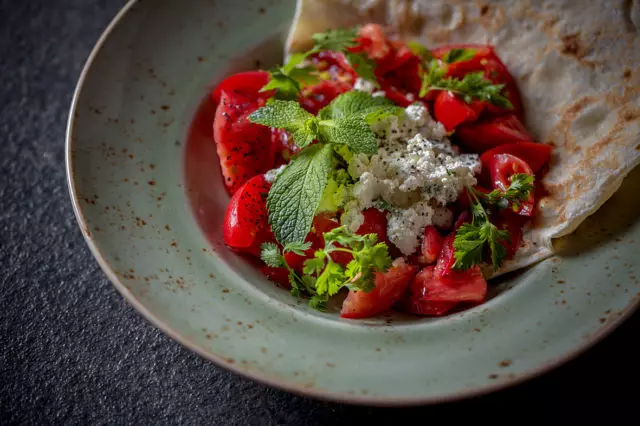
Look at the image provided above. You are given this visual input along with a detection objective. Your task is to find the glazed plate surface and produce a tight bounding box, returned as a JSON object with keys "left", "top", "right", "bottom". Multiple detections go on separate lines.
{"left": 67, "top": 0, "right": 640, "bottom": 404}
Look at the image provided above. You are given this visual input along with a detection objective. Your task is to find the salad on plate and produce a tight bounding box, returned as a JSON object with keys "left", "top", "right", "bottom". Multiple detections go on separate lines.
{"left": 213, "top": 24, "right": 552, "bottom": 318}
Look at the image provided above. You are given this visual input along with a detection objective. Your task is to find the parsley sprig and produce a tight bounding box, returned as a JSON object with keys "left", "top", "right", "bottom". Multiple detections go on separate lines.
{"left": 261, "top": 227, "right": 392, "bottom": 310}
{"left": 410, "top": 42, "right": 512, "bottom": 109}
{"left": 453, "top": 174, "right": 535, "bottom": 271}
{"left": 262, "top": 27, "right": 377, "bottom": 100}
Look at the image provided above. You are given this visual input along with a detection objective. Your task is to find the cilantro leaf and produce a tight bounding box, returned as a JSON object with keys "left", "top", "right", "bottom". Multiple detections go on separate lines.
{"left": 319, "top": 116, "right": 377, "bottom": 154}
{"left": 420, "top": 61, "right": 513, "bottom": 109}
{"left": 315, "top": 261, "right": 345, "bottom": 296}
{"left": 260, "top": 242, "right": 285, "bottom": 267}
{"left": 345, "top": 52, "right": 379, "bottom": 85}
{"left": 303, "top": 250, "right": 326, "bottom": 275}
{"left": 453, "top": 221, "right": 509, "bottom": 271}
{"left": 442, "top": 48, "right": 476, "bottom": 64}
{"left": 485, "top": 173, "right": 535, "bottom": 208}
{"left": 309, "top": 293, "right": 328, "bottom": 310}
{"left": 311, "top": 27, "right": 359, "bottom": 51}
{"left": 283, "top": 241, "right": 312, "bottom": 256}
{"left": 249, "top": 100, "right": 317, "bottom": 148}
{"left": 407, "top": 41, "right": 433, "bottom": 62}
{"left": 266, "top": 144, "right": 334, "bottom": 244}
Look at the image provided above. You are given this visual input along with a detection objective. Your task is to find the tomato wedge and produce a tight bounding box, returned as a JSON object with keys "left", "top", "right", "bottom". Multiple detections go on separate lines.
{"left": 299, "top": 79, "right": 352, "bottom": 114}
{"left": 223, "top": 174, "right": 274, "bottom": 257}
{"left": 431, "top": 44, "right": 524, "bottom": 119}
{"left": 434, "top": 91, "right": 484, "bottom": 131}
{"left": 416, "top": 265, "right": 487, "bottom": 303}
{"left": 420, "top": 226, "right": 444, "bottom": 265}
{"left": 261, "top": 266, "right": 291, "bottom": 289}
{"left": 434, "top": 233, "right": 456, "bottom": 278}
{"left": 488, "top": 153, "right": 535, "bottom": 216}
{"left": 213, "top": 90, "right": 275, "bottom": 195}
{"left": 340, "top": 263, "right": 417, "bottom": 319}
{"left": 211, "top": 71, "right": 270, "bottom": 105}
{"left": 454, "top": 114, "right": 532, "bottom": 153}
{"left": 480, "top": 142, "right": 552, "bottom": 174}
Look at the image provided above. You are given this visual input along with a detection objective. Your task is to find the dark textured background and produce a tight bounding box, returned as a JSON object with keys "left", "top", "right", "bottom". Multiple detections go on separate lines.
{"left": 1, "top": 0, "right": 639, "bottom": 423}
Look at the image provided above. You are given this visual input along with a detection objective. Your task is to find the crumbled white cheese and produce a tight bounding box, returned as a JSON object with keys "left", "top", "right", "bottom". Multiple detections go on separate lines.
{"left": 341, "top": 200, "right": 365, "bottom": 233}
{"left": 432, "top": 206, "right": 454, "bottom": 229}
{"left": 353, "top": 78, "right": 376, "bottom": 93}
{"left": 387, "top": 200, "right": 434, "bottom": 255}
{"left": 264, "top": 165, "right": 286, "bottom": 183}
{"left": 344, "top": 103, "right": 481, "bottom": 255}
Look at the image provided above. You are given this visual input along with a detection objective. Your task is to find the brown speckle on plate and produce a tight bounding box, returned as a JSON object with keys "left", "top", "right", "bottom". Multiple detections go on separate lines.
{"left": 499, "top": 359, "right": 512, "bottom": 368}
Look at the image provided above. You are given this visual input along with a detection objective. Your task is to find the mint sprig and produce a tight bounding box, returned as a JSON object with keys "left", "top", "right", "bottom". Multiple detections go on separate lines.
{"left": 266, "top": 144, "right": 334, "bottom": 244}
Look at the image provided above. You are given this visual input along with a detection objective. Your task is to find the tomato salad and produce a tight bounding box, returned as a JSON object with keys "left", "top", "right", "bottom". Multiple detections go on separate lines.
{"left": 213, "top": 24, "right": 551, "bottom": 319}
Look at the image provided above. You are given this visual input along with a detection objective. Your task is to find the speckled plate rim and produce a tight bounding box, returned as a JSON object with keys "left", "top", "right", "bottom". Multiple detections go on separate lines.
{"left": 65, "top": 0, "right": 640, "bottom": 406}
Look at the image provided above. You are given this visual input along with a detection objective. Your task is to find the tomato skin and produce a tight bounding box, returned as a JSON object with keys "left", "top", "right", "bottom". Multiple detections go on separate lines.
{"left": 340, "top": 263, "right": 417, "bottom": 319}
{"left": 299, "top": 79, "right": 352, "bottom": 114}
{"left": 488, "top": 153, "right": 535, "bottom": 216}
{"left": 434, "top": 233, "right": 456, "bottom": 278}
{"left": 432, "top": 45, "right": 524, "bottom": 119}
{"left": 494, "top": 211, "right": 525, "bottom": 259}
{"left": 213, "top": 90, "right": 275, "bottom": 195}
{"left": 434, "top": 91, "right": 484, "bottom": 131}
{"left": 480, "top": 142, "right": 552, "bottom": 174}
{"left": 455, "top": 114, "right": 532, "bottom": 153}
{"left": 223, "top": 174, "right": 273, "bottom": 257}
{"left": 416, "top": 265, "right": 487, "bottom": 303}
{"left": 211, "top": 71, "right": 271, "bottom": 105}
{"left": 261, "top": 266, "right": 291, "bottom": 289}
{"left": 420, "top": 226, "right": 444, "bottom": 265}
{"left": 357, "top": 208, "right": 388, "bottom": 242}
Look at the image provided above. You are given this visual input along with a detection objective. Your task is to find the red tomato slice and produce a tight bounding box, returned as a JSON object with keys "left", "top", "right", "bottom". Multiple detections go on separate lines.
{"left": 310, "top": 51, "right": 356, "bottom": 80}
{"left": 434, "top": 91, "right": 484, "bottom": 131}
{"left": 434, "top": 233, "right": 456, "bottom": 278}
{"left": 431, "top": 45, "right": 524, "bottom": 119}
{"left": 420, "top": 226, "right": 444, "bottom": 265}
{"left": 299, "top": 79, "right": 352, "bottom": 114}
{"left": 223, "top": 174, "right": 273, "bottom": 257}
{"left": 261, "top": 266, "right": 291, "bottom": 289}
{"left": 353, "top": 23, "right": 391, "bottom": 60}
{"left": 488, "top": 153, "right": 535, "bottom": 216}
{"left": 494, "top": 211, "right": 525, "bottom": 259}
{"left": 480, "top": 142, "right": 552, "bottom": 174}
{"left": 357, "top": 208, "right": 388, "bottom": 242}
{"left": 340, "top": 263, "right": 417, "bottom": 319}
{"left": 284, "top": 232, "right": 323, "bottom": 273}
{"left": 416, "top": 265, "right": 487, "bottom": 304}
{"left": 454, "top": 114, "right": 532, "bottom": 153}
{"left": 211, "top": 71, "right": 271, "bottom": 105}
{"left": 213, "top": 90, "right": 275, "bottom": 195}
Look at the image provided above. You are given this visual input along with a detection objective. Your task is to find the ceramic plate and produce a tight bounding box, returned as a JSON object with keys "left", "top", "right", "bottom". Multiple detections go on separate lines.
{"left": 66, "top": 0, "right": 640, "bottom": 405}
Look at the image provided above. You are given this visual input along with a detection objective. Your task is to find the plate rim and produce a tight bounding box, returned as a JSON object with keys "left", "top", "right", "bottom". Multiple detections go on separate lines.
{"left": 65, "top": 0, "right": 640, "bottom": 406}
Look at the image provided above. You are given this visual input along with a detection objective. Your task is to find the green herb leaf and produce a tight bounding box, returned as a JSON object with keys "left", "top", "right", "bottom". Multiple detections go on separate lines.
{"left": 420, "top": 61, "right": 513, "bottom": 109}
{"left": 260, "top": 242, "right": 285, "bottom": 268}
{"left": 318, "top": 90, "right": 393, "bottom": 120}
{"left": 249, "top": 100, "right": 317, "bottom": 148}
{"left": 407, "top": 41, "right": 433, "bottom": 62}
{"left": 311, "top": 27, "right": 359, "bottom": 52}
{"left": 283, "top": 241, "right": 312, "bottom": 256}
{"left": 266, "top": 144, "right": 334, "bottom": 244}
{"left": 319, "top": 116, "right": 377, "bottom": 154}
{"left": 345, "top": 52, "right": 379, "bottom": 85}
{"left": 485, "top": 173, "right": 535, "bottom": 208}
{"left": 453, "top": 221, "right": 509, "bottom": 271}
{"left": 315, "top": 261, "right": 345, "bottom": 296}
{"left": 442, "top": 48, "right": 476, "bottom": 64}
{"left": 309, "top": 293, "right": 328, "bottom": 310}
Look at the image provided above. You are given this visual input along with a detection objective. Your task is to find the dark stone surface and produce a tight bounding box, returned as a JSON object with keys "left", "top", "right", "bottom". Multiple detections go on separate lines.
{"left": 0, "top": 0, "right": 638, "bottom": 423}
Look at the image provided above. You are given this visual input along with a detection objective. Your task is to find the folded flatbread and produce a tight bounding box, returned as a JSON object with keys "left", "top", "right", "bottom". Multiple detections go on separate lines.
{"left": 285, "top": 0, "right": 640, "bottom": 277}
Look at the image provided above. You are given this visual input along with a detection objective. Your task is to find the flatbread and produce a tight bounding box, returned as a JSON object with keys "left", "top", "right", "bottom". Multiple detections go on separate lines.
{"left": 285, "top": 0, "right": 640, "bottom": 277}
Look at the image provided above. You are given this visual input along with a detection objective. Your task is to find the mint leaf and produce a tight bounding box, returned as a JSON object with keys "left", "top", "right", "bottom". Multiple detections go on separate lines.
{"left": 442, "top": 48, "right": 476, "bottom": 64}
{"left": 319, "top": 116, "right": 377, "bottom": 154}
{"left": 249, "top": 100, "right": 317, "bottom": 148}
{"left": 261, "top": 68, "right": 302, "bottom": 100}
{"left": 318, "top": 91, "right": 393, "bottom": 120}
{"left": 311, "top": 28, "right": 359, "bottom": 51}
{"left": 267, "top": 144, "right": 334, "bottom": 244}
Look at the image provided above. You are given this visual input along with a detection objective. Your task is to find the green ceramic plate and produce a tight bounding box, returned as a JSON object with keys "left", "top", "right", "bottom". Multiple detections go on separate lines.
{"left": 66, "top": 0, "right": 640, "bottom": 405}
